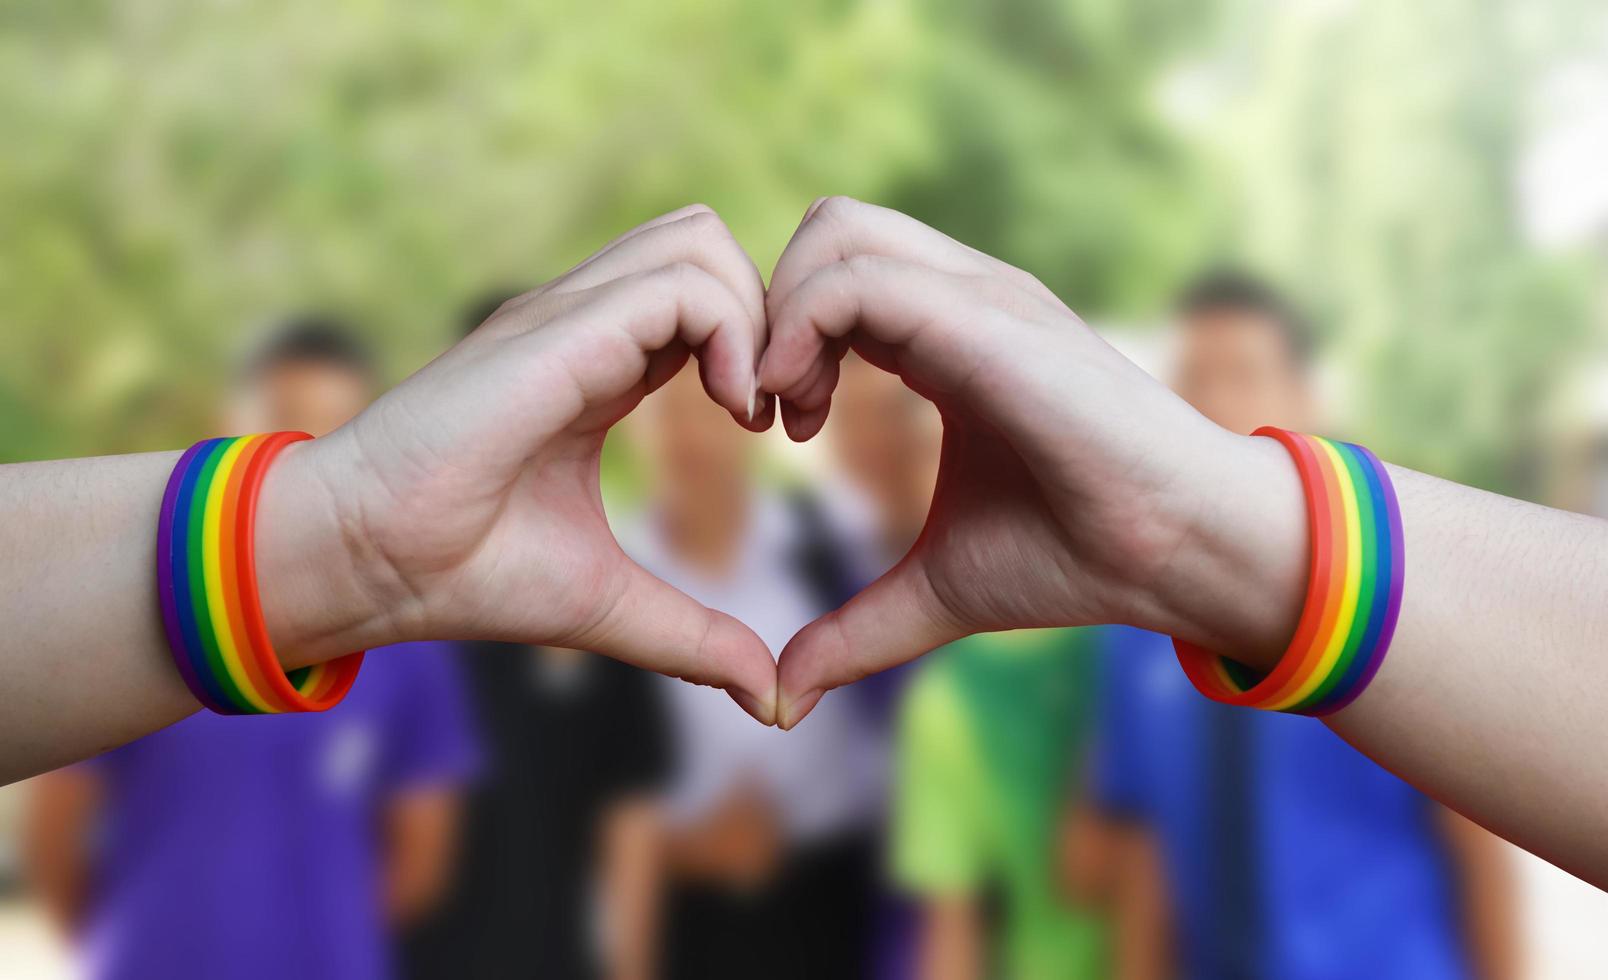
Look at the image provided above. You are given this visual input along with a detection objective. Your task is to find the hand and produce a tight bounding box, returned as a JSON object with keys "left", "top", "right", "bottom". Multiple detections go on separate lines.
{"left": 762, "top": 197, "right": 1307, "bottom": 728}
{"left": 677, "top": 780, "right": 783, "bottom": 889}
{"left": 259, "top": 205, "right": 781, "bottom": 723}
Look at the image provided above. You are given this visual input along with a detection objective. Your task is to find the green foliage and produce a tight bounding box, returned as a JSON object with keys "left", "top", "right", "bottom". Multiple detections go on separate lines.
{"left": 0, "top": 0, "right": 1217, "bottom": 459}
{"left": 0, "top": 0, "right": 1599, "bottom": 500}
{"left": 1224, "top": 0, "right": 1602, "bottom": 493}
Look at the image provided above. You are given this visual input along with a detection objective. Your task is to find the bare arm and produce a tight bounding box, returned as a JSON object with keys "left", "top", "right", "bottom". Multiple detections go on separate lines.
{"left": 598, "top": 797, "right": 666, "bottom": 980}
{"left": 917, "top": 895, "right": 984, "bottom": 980}
{"left": 1061, "top": 810, "right": 1171, "bottom": 980}
{"left": 0, "top": 205, "right": 775, "bottom": 783}
{"left": 1435, "top": 806, "right": 1521, "bottom": 980}
{"left": 3, "top": 453, "right": 203, "bottom": 777}
{"left": 22, "top": 768, "right": 102, "bottom": 936}
{"left": 1111, "top": 826, "right": 1172, "bottom": 980}
{"left": 762, "top": 196, "right": 1608, "bottom": 888}
{"left": 380, "top": 788, "right": 464, "bottom": 927}
{"left": 1319, "top": 470, "right": 1608, "bottom": 888}
{"left": 660, "top": 782, "right": 781, "bottom": 889}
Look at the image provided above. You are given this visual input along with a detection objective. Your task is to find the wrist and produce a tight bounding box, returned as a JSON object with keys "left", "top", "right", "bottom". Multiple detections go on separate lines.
{"left": 1140, "top": 430, "right": 1307, "bottom": 672}
{"left": 255, "top": 436, "right": 411, "bottom": 668}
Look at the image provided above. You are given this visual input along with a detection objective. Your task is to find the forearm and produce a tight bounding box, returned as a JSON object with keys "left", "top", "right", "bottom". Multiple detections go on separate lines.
{"left": 601, "top": 799, "right": 665, "bottom": 980}
{"left": 1436, "top": 808, "right": 1521, "bottom": 980}
{"left": 0, "top": 444, "right": 377, "bottom": 783}
{"left": 1169, "top": 442, "right": 1608, "bottom": 885}
{"left": 0, "top": 452, "right": 198, "bottom": 780}
{"left": 1329, "top": 467, "right": 1608, "bottom": 885}
{"left": 917, "top": 897, "right": 983, "bottom": 980}
{"left": 381, "top": 790, "right": 463, "bottom": 927}
{"left": 22, "top": 770, "right": 101, "bottom": 935}
{"left": 1112, "top": 829, "right": 1170, "bottom": 980}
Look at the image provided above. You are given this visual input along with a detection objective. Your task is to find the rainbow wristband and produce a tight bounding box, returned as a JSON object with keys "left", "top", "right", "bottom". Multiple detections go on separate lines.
{"left": 1174, "top": 427, "right": 1403, "bottom": 715}
{"left": 157, "top": 432, "right": 364, "bottom": 714}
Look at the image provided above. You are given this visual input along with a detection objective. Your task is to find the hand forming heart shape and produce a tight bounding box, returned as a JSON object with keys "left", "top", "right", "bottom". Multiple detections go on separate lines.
{"left": 282, "top": 198, "right": 1306, "bottom": 730}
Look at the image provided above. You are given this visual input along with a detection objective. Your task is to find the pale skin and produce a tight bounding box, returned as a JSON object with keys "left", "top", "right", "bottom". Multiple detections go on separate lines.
{"left": 24, "top": 357, "right": 467, "bottom": 937}
{"left": 1, "top": 200, "right": 1607, "bottom": 891}
{"left": 1074, "top": 310, "right": 1516, "bottom": 979}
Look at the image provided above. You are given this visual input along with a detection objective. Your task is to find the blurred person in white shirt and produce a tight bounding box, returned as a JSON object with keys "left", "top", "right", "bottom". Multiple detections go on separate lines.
{"left": 622, "top": 367, "right": 885, "bottom": 980}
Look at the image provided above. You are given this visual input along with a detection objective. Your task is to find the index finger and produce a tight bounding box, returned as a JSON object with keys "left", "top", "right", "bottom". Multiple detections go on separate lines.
{"left": 556, "top": 206, "right": 769, "bottom": 358}
{"left": 766, "top": 197, "right": 1056, "bottom": 317}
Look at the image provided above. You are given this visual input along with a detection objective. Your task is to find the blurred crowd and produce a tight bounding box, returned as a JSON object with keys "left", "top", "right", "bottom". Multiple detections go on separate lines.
{"left": 9, "top": 273, "right": 1527, "bottom": 980}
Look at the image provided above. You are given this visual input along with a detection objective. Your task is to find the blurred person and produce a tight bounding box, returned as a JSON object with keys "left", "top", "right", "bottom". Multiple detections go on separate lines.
{"left": 835, "top": 356, "right": 1113, "bottom": 979}
{"left": 835, "top": 353, "right": 1108, "bottom": 980}
{"left": 828, "top": 355, "right": 939, "bottom": 572}
{"left": 624, "top": 365, "right": 883, "bottom": 980}
{"left": 1076, "top": 273, "right": 1518, "bottom": 980}
{"left": 892, "top": 631, "right": 1109, "bottom": 980}
{"left": 825, "top": 355, "right": 938, "bottom": 720}
{"left": 402, "top": 297, "right": 673, "bottom": 980}
{"left": 23, "top": 319, "right": 480, "bottom": 980}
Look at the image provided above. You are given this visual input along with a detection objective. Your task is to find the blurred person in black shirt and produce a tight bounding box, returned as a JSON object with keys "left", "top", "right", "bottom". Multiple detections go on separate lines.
{"left": 403, "top": 644, "right": 671, "bottom": 980}
{"left": 402, "top": 297, "right": 674, "bottom": 980}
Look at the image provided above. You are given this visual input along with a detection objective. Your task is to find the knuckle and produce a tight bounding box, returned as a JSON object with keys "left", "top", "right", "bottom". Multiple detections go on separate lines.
{"left": 842, "top": 252, "right": 885, "bottom": 281}
{"left": 680, "top": 207, "right": 728, "bottom": 240}
{"left": 814, "top": 195, "right": 861, "bottom": 224}
{"left": 658, "top": 260, "right": 700, "bottom": 285}
{"left": 634, "top": 263, "right": 690, "bottom": 304}
{"left": 673, "top": 260, "right": 720, "bottom": 296}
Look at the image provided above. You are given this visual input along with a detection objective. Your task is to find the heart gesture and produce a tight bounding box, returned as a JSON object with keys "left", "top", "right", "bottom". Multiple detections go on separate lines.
{"left": 275, "top": 198, "right": 1302, "bottom": 731}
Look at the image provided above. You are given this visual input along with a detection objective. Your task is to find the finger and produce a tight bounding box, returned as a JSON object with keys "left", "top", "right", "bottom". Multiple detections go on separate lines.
{"left": 777, "top": 353, "right": 840, "bottom": 442}
{"left": 543, "top": 262, "right": 762, "bottom": 420}
{"left": 483, "top": 205, "right": 719, "bottom": 322}
{"left": 556, "top": 208, "right": 768, "bottom": 351}
{"left": 761, "top": 254, "right": 1008, "bottom": 409}
{"left": 644, "top": 340, "right": 692, "bottom": 395}
{"left": 580, "top": 560, "right": 779, "bottom": 725}
{"left": 750, "top": 390, "right": 776, "bottom": 432}
{"left": 766, "top": 196, "right": 1054, "bottom": 318}
{"left": 562, "top": 203, "right": 723, "bottom": 283}
{"left": 773, "top": 336, "right": 846, "bottom": 406}
{"left": 780, "top": 399, "right": 830, "bottom": 443}
{"left": 775, "top": 553, "right": 968, "bottom": 730}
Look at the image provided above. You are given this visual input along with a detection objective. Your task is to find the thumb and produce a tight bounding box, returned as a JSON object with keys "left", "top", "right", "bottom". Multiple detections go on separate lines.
{"left": 775, "top": 552, "right": 968, "bottom": 729}
{"left": 582, "top": 560, "right": 779, "bottom": 725}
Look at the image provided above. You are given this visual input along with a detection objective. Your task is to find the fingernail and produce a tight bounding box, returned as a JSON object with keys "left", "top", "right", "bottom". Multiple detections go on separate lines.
{"left": 746, "top": 381, "right": 758, "bottom": 423}
{"left": 731, "top": 688, "right": 776, "bottom": 727}
{"left": 779, "top": 688, "right": 824, "bottom": 731}
{"left": 755, "top": 348, "right": 772, "bottom": 389}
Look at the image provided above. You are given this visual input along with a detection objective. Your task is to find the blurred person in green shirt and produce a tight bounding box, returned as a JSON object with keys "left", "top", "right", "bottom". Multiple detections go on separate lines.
{"left": 891, "top": 629, "right": 1108, "bottom": 980}
{"left": 830, "top": 356, "right": 1109, "bottom": 980}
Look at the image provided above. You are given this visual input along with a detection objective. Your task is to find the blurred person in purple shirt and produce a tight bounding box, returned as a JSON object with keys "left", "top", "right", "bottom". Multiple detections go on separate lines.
{"left": 23, "top": 319, "right": 481, "bottom": 980}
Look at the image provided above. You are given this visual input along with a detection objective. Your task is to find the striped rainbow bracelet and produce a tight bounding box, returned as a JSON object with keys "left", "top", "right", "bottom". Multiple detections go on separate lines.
{"left": 1173, "top": 427, "right": 1404, "bottom": 715}
{"left": 157, "top": 432, "right": 364, "bottom": 714}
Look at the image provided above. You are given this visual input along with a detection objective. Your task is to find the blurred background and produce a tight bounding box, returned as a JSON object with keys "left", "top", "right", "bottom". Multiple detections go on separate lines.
{"left": 2, "top": 0, "right": 1607, "bottom": 977}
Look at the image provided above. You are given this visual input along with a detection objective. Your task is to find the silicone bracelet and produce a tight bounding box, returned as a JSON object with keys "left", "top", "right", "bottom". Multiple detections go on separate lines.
{"left": 157, "top": 433, "right": 364, "bottom": 713}
{"left": 1173, "top": 427, "right": 1403, "bottom": 715}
